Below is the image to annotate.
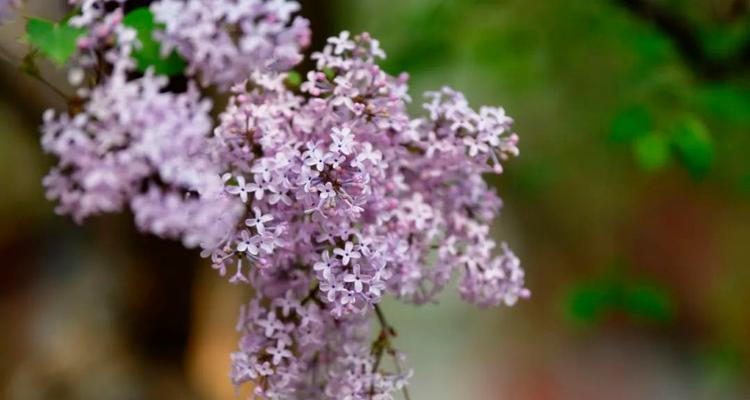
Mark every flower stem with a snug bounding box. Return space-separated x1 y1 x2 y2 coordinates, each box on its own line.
372 304 411 400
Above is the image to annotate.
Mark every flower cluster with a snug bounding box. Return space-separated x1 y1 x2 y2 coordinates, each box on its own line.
37 1 528 398
232 291 410 398
41 57 242 248
68 0 129 56
152 0 311 87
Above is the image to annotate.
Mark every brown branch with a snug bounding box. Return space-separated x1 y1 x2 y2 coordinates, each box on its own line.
371 304 411 400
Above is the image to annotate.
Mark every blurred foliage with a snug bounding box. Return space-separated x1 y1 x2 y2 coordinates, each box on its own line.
670 117 714 180
565 266 675 326
634 133 671 172
699 341 747 392
611 110 714 179
610 105 652 143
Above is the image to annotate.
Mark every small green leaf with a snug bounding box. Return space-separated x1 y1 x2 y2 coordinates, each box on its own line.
285 70 302 89
322 67 336 81
610 106 652 143
622 282 674 323
25 18 87 65
697 85 750 125
670 117 713 181
565 280 619 325
739 171 750 196
122 7 186 76
633 133 670 172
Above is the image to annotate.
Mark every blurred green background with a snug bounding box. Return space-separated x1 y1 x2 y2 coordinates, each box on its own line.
1 0 749 399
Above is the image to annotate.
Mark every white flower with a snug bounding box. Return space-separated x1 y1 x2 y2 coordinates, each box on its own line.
245 207 274 234
226 175 250 203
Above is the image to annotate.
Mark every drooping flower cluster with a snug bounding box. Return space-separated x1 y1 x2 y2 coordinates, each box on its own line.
37 1 528 398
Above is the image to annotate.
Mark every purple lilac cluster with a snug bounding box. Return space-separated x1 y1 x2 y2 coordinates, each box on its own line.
38 1 528 398
231 294 410 398
151 0 311 87
41 50 243 248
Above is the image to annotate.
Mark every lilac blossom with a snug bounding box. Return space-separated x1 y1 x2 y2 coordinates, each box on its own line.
209 33 528 397
151 0 311 87
38 1 529 398
68 0 128 60
41 30 242 249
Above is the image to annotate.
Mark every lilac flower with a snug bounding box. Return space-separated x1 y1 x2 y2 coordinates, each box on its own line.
39 3 528 396
274 291 299 317
226 175 251 203
330 126 356 155
313 250 336 280
151 0 311 87
320 278 344 302
41 40 243 249
317 182 337 200
236 230 259 255
303 146 330 172
258 229 284 254
246 207 274 234
343 264 371 293
257 312 284 338
247 174 270 200
334 241 361 266
328 30 355 55
266 341 293 365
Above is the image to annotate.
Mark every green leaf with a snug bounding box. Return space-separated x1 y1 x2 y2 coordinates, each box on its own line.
565 274 674 327
285 70 302 89
739 171 750 196
697 85 750 125
633 133 670 172
610 106 652 143
122 7 186 76
670 117 714 181
25 18 87 66
322 67 336 80
622 282 674 323
565 280 618 325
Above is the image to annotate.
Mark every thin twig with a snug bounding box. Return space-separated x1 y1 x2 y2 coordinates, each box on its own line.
6 46 71 101
28 73 70 100
371 304 411 400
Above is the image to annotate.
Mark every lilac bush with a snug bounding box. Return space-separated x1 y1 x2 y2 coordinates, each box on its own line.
22 0 529 398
